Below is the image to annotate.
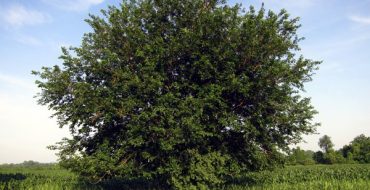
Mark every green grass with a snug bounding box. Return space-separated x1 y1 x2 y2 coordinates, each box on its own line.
0 164 369 189
226 164 370 190
227 179 370 190
0 165 156 190
0 165 83 190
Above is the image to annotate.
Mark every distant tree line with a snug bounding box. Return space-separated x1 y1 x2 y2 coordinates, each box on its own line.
0 160 56 167
287 134 370 165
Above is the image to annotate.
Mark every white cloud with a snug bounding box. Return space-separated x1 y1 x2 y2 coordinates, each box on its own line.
0 73 35 91
0 91 70 164
0 4 50 28
302 32 370 59
349 15 370 25
0 73 70 163
43 0 104 12
15 35 43 46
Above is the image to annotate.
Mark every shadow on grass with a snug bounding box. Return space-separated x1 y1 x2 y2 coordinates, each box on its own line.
225 175 258 187
73 178 170 190
0 173 27 183
74 177 257 190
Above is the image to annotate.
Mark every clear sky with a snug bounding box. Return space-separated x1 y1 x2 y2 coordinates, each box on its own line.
0 0 369 164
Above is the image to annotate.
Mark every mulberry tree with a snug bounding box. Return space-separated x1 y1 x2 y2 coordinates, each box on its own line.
34 0 320 189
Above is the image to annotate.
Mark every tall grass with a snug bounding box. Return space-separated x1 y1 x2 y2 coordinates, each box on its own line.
0 164 369 189
226 164 370 190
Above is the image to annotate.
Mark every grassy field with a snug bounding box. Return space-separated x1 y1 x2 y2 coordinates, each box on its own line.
228 164 370 190
0 164 369 189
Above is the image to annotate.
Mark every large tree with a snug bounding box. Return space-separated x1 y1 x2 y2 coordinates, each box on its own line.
341 134 370 163
33 0 320 189
318 135 334 153
287 147 315 165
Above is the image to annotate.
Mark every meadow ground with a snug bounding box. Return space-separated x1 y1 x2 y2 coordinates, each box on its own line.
0 164 369 189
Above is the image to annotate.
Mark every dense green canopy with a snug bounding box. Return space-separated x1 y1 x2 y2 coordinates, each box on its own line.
341 134 370 163
319 135 334 153
34 0 320 189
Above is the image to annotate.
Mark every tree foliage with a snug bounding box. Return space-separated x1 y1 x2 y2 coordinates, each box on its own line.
287 147 315 165
340 134 370 163
315 135 345 164
318 135 334 153
314 134 370 165
33 0 320 188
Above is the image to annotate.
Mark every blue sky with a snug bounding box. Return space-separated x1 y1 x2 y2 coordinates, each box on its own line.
0 0 369 163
